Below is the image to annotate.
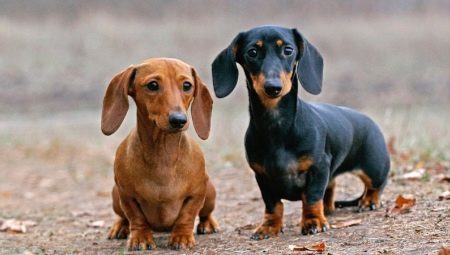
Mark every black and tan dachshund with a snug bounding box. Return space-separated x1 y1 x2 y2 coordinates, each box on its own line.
211 26 390 238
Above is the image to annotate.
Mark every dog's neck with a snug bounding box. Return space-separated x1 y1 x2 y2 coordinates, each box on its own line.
136 109 182 165
246 79 301 140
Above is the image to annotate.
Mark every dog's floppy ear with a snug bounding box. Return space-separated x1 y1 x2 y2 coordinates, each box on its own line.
101 66 136 136
191 68 213 140
292 29 323 95
211 32 243 98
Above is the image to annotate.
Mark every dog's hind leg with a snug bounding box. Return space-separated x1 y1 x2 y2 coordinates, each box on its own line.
107 185 130 239
354 171 382 210
196 180 219 234
356 134 390 211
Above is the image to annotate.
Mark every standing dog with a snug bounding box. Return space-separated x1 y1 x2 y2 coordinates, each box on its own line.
102 58 218 250
212 26 389 238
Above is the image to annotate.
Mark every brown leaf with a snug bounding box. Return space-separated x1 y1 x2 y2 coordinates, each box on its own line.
438 191 450 201
438 247 450 255
387 194 416 215
235 223 257 231
289 242 326 252
330 218 362 229
440 176 450 183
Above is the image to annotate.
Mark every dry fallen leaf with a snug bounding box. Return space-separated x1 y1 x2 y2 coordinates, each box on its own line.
438 191 450 201
440 176 450 183
235 223 257 234
87 220 105 228
289 242 326 252
235 223 257 231
0 219 37 233
396 168 425 181
438 247 450 255
330 218 362 229
387 194 416 215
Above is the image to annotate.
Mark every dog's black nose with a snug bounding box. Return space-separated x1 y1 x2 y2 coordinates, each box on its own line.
169 112 187 129
264 80 282 97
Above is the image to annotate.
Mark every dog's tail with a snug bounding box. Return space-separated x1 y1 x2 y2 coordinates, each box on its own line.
334 193 364 208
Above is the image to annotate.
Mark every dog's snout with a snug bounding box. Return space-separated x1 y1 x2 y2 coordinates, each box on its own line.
264 80 282 97
169 112 187 129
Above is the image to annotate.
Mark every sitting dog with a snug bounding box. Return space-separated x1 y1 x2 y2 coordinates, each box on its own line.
211 26 390 238
101 58 218 250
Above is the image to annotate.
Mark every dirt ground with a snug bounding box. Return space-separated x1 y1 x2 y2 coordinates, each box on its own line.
0 110 448 255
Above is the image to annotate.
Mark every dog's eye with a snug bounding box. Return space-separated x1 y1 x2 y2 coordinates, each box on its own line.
247 48 258 58
183 82 192 92
283 46 294 56
146 81 159 91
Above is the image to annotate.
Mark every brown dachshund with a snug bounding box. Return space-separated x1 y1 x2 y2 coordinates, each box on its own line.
101 58 218 251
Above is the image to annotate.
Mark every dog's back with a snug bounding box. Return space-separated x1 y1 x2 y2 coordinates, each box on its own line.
307 102 390 185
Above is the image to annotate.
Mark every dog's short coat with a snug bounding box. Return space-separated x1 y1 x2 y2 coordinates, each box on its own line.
212 26 390 238
102 58 218 250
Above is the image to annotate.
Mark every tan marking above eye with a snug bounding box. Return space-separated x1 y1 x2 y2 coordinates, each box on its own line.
256 40 263 47
276 39 283 47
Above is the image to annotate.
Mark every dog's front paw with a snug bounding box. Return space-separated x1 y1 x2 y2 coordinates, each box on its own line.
107 218 129 240
197 216 219 234
169 232 195 250
251 202 284 240
301 199 329 235
251 222 283 240
127 229 156 251
301 217 329 235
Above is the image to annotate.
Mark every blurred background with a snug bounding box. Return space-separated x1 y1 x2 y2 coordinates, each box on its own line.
1 0 448 169
0 1 449 253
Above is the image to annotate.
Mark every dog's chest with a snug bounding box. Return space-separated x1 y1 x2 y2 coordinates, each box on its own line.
253 146 308 199
270 148 307 177
136 178 190 231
